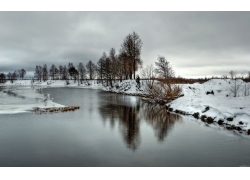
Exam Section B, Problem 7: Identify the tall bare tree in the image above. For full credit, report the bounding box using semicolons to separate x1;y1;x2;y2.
121;32;143;79
96;52;106;84
42;64;48;82
49;64;57;80
77;62;87;83
34;65;42;82
155;56;175;80
86;60;96;80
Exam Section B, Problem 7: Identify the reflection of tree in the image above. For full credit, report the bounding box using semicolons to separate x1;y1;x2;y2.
98;94;182;151
141;102;182;142
99;95;141;151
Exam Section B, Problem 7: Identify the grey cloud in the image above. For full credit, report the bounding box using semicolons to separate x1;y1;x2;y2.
0;12;250;78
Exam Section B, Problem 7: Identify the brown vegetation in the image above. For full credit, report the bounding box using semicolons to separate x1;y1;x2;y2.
34;106;80;114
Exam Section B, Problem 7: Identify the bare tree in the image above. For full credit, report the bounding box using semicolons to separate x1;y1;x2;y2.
155;56;175;80
229;70;236;79
20;68;26;79
10;71;18;83
86;60;96;80
229;79;242;97
62;65;69;81
121;32;143;79
7;72;12;80
77;62;86;83
34;65;42;82
96;52;106;84
141;64;156;89
59;65;64;80
243;83;250;96
42;64;48;82
0;73;6;83
49;64;57;80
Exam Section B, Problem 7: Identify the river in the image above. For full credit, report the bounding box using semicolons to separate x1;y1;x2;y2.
0;87;250;166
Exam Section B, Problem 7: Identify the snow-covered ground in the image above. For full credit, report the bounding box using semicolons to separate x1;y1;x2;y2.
104;79;250;133
1;79;250;134
0;79;102;114
0;85;64;114
167;79;250;133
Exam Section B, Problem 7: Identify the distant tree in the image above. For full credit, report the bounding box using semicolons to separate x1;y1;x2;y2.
7;72;12;80
96;53;106;84
62;65;68;80
230;78;242;97
86;60;96;80
42;64;48;82
59;65;64;80
68;66;78;83
68;62;74;80
221;75;227;79
34;65;43;82
10;71;18;83
155;56;175;80
229;70;236;79
49;64;57;80
54;67;59;80
0;73;6;83
77;62;86;84
19;68;26;79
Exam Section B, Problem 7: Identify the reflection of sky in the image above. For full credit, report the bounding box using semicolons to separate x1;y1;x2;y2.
1;88;250;166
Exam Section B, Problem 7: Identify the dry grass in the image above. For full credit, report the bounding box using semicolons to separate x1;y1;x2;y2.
34;106;80;114
145;81;183;104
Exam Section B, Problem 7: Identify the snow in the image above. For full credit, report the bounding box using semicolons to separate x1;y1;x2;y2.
1;79;250;133
0;85;64;114
167;79;250;132
0;79;103;114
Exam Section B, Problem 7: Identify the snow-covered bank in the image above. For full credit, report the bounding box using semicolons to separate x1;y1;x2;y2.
3;79;103;89
103;80;146;95
0;80;103;114
166;79;250;134
1;79;250;135
0;85;64;114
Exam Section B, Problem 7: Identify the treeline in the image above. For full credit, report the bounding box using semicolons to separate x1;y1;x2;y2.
0;69;26;83
33;31;143;86
33;61;93;84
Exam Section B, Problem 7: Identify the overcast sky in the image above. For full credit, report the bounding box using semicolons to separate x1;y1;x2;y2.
0;11;249;78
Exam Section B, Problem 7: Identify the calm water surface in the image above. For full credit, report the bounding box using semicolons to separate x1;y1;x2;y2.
0;87;250;167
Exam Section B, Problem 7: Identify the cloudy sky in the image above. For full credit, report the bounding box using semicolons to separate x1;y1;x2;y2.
0;11;249;78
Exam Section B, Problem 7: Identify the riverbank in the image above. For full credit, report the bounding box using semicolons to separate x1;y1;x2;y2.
1;79;250;135
166;79;250;135
102;79;250;135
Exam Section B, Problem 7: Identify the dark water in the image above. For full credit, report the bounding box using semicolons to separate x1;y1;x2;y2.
0;87;250;167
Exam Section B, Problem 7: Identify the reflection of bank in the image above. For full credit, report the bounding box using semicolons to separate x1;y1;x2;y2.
99;94;182;151
141;103;183;142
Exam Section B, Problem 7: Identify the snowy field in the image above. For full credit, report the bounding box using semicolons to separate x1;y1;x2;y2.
167;79;250;132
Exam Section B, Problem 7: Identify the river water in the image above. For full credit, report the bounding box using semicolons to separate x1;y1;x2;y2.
0;87;250;166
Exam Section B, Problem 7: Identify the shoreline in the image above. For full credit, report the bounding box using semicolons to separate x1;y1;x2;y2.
1;79;250;135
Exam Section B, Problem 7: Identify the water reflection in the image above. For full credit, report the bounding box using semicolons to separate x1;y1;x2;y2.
141;103;182;142
99;95;141;151
99;94;182;150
